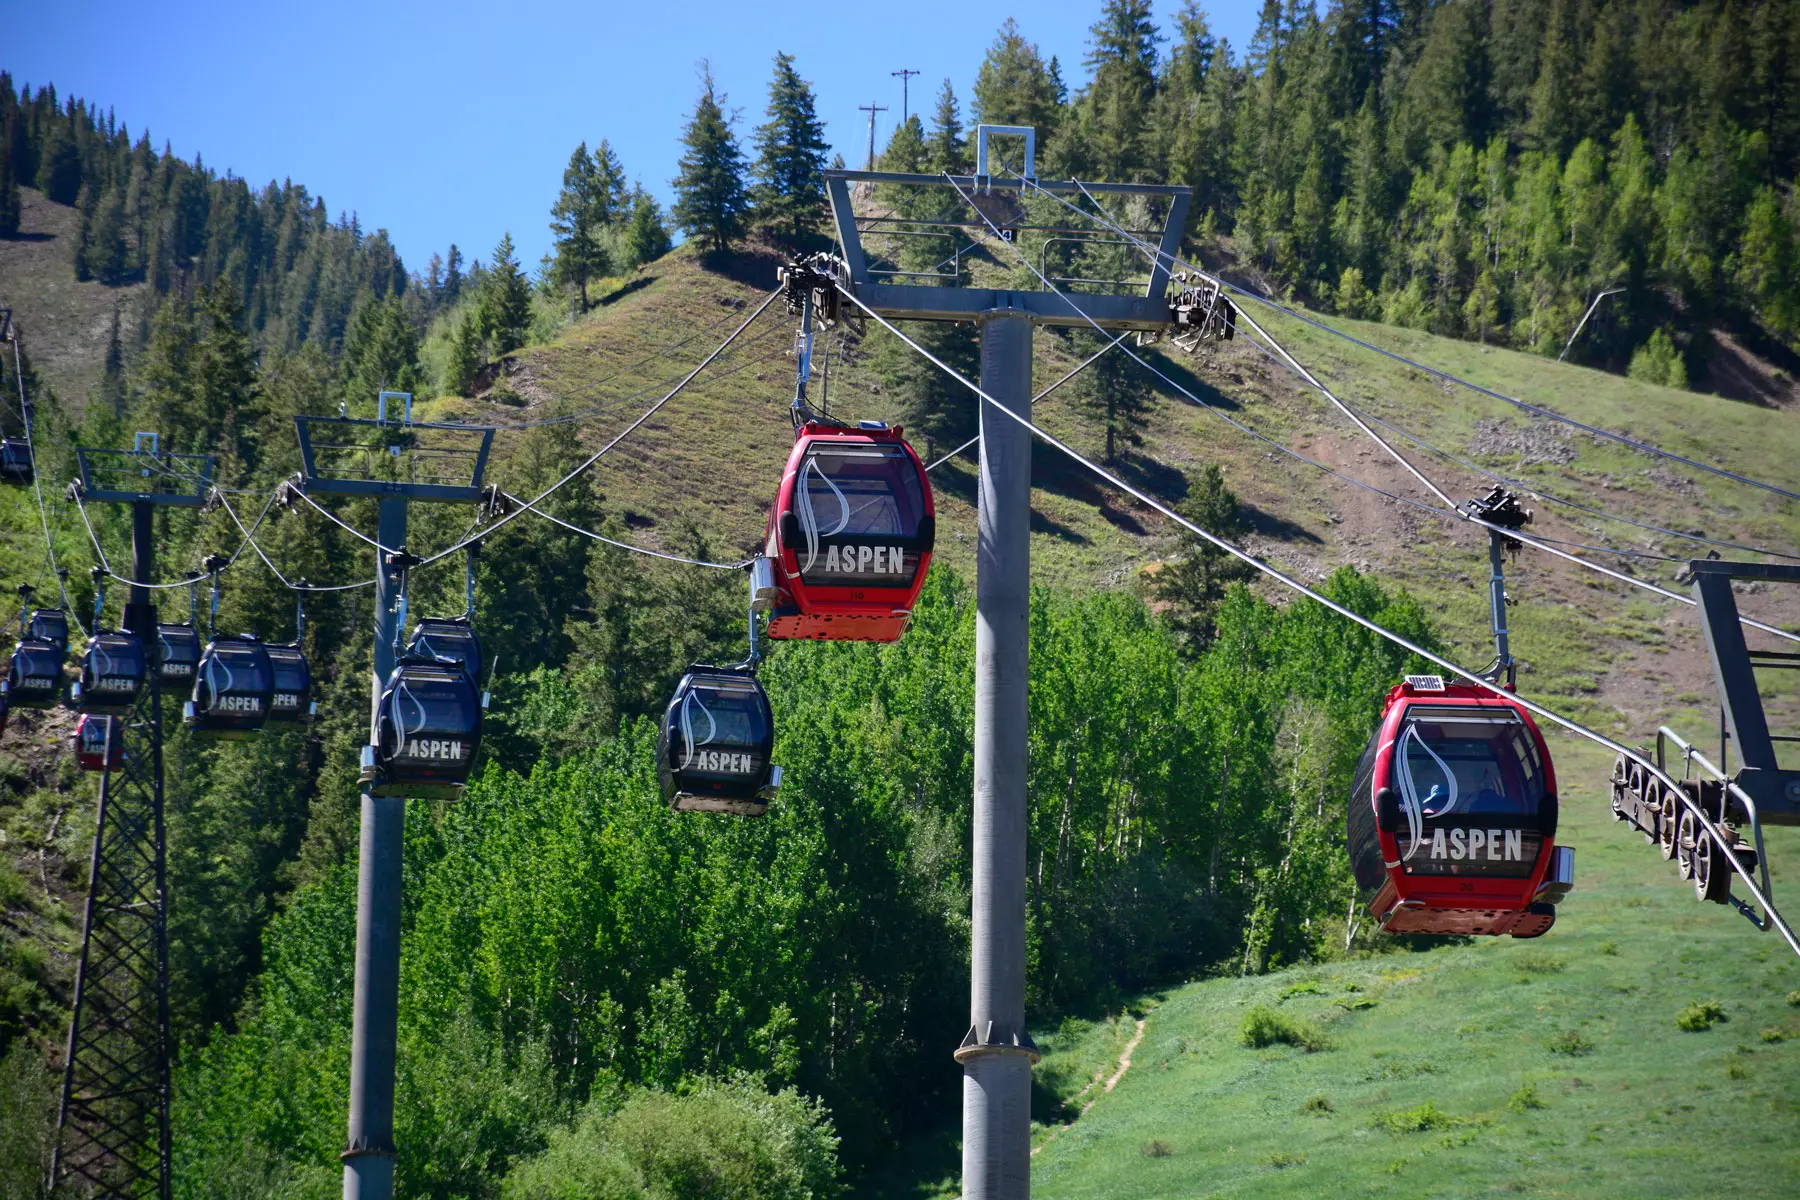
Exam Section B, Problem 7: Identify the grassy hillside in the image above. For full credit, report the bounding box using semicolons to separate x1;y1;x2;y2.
860;740;1800;1199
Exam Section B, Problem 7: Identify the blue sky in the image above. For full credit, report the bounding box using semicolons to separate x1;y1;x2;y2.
8;1;1258;275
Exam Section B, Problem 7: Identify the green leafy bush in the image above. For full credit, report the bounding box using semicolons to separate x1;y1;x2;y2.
1373;1102;1464;1134
1509;1083;1546;1112
1140;1139;1173;1158
1548;1030;1595;1055
1300;1094;1333;1114
1677;1001;1727;1031
501;1076;839;1200
1627;329;1689;390
1240;1005;1327;1052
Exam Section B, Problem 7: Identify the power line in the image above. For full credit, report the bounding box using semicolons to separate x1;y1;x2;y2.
835;275;1800;961
9;325;84;634
1050;171;1800;508
971;173;1800;645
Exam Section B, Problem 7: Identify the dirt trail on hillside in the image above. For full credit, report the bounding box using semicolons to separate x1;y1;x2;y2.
1032;1014;1149;1159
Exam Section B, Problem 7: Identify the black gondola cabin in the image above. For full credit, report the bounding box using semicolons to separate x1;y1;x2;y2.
1348;677;1573;938
184;635;275;739
73;631;147;714
405;616;482;683
157;623;202;685
0;437;32;484
657;666;780;815
265;643;315;724
4;639;64;709
364;655;483;800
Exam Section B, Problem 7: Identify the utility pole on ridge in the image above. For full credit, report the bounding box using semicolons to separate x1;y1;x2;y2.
891;68;920;122
859;100;888;171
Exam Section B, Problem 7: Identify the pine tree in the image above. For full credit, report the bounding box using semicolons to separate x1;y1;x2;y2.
0;120;19;237
342;296;422;403
82;179;129;283
99;300;127;416
620;190;673;269
192;281;258;461
444;243;464;305
926;80;967;172
549;142;610;313
591;140;631;226
671;64;750;254
972;20;1064;141
1068;326;1154;464
447;310;484;395
751;52;830;241
1150;463;1252;655
1080;0;1161;180
482;232;533;356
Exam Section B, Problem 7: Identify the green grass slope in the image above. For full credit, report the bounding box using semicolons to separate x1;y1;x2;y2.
1014;739;1800;1199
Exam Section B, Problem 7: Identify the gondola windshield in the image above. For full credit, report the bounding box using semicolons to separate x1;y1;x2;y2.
407;618;481;681
789;442;928;587
266;644;312;719
158;624;201;681
7;639;62;703
27;610;68;656
1388;706;1548;880
1;438;32;481
674;674;771;779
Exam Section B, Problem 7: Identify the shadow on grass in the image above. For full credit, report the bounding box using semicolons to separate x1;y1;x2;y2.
595;275;655;306
1243;501;1324;544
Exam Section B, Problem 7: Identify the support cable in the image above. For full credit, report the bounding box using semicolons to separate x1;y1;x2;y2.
836;276;1800;961
501;491;749;570
954;174;1800;646
211;489;379;591
925;330;1133;472
9;327;84;633
1047;172;1800;507
411;286;784;570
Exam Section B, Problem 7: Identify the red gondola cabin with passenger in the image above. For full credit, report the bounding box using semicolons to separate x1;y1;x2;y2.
763;421;935;643
1347;676;1573;938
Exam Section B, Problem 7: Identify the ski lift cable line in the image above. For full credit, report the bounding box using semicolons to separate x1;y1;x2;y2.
943;170;1800;647
1218;315;1786;562
955;174;1800;644
834;276;1800;961
413;286;786;570
925;330;1134;473
1036;178;1800;564
10;328;85;634
69;484;262;589
1041;169;1800;508
500;491;750;570
212;488;378;592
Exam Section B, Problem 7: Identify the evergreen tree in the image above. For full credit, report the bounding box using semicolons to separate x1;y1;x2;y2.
0;122;19;237
620;190;673;269
751;52;830;241
1151;463;1252;655
444;243;464;306
1067;325;1154;464
972;20;1064;145
671;65;750;254
926;80;968;172
447;310;484;394
342;295;422;404
549;142;610;313
99;300;126;417
1078;0;1161;180
481;232;533;356
82;179;129;283
191;280;258;462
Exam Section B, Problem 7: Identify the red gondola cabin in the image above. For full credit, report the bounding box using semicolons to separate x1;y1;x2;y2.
1347;676;1573;938
763;422;935;642
74;714;124;772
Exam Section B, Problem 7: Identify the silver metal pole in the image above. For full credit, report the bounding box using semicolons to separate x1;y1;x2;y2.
958;308;1036;1200
1558;288;1623;361
1487;530;1511;675
343;496;407;1200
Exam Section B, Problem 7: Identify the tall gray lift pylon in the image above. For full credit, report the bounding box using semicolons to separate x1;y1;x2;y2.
294;401;494;1200
818;128;1209;1199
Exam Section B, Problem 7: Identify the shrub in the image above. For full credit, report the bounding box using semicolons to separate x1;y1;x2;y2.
1280;980;1326;1001
1760;1028;1787;1044
1300;1094;1333;1114
1508;1083;1546;1112
1373;1102;1464;1134
1265;1151;1307;1169
1787;990;1800;1007
500;1076;839;1200
1240;1005;1327;1052
1548;1030;1595;1056
1676;1001;1726;1032
1599;941;1620;956
1141;1139;1173;1158
1627;329;1689;390
1513;952;1565;975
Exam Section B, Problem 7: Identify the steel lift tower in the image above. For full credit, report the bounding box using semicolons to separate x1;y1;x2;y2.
54;434;214;1199
292;394;494;1200
814;127;1221;1198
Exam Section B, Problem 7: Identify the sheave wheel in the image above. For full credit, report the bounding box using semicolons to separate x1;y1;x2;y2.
1676;807;1699;881
1610;754;1630;820
1691;827;1733;904
1658;784;1680;860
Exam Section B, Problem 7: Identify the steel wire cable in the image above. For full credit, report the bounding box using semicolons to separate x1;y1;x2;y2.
836;276;1800;960
69;488;237;589
211;489;379;592
966;174;1800;643
1041;175;1797;563
1040;171;1800;507
924;330;1132;472
501;491;749;570
9;328;84;634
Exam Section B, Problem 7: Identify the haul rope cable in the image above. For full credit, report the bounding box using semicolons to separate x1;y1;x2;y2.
501;490;749;570
283;291;781;567
1039;170;1800;508
1020;172;1800;562
211;488;378;592
924;330;1134;472
962;174;1800;645
1211;310;1791;562
413;287;783;569
835;275;1800;960
71;484;278;589
9;326;84;634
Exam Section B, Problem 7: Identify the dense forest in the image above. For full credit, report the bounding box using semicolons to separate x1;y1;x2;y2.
3;0;1796;1194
